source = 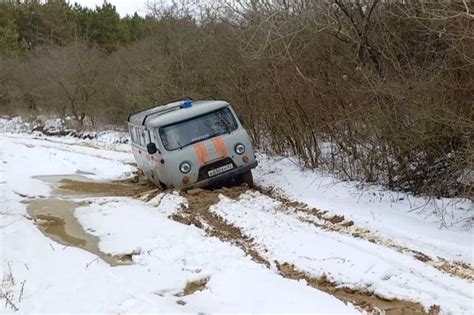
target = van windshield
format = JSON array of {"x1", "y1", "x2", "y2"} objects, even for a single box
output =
[{"x1": 159, "y1": 107, "x2": 238, "y2": 151}]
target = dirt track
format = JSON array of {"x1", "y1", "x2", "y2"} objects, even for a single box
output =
[
  {"x1": 166, "y1": 187, "x2": 436, "y2": 315},
  {"x1": 27, "y1": 174, "x2": 474, "y2": 314}
]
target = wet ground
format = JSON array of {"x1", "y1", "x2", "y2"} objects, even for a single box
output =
[
  {"x1": 24, "y1": 173, "x2": 473, "y2": 314},
  {"x1": 35, "y1": 173, "x2": 153, "y2": 197},
  {"x1": 26, "y1": 174, "x2": 152, "y2": 266},
  {"x1": 27, "y1": 199, "x2": 132, "y2": 266},
  {"x1": 169, "y1": 187, "x2": 435, "y2": 315}
]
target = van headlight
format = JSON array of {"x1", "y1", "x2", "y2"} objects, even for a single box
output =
[
  {"x1": 179, "y1": 162, "x2": 191, "y2": 174},
  {"x1": 235, "y1": 143, "x2": 245, "y2": 155}
]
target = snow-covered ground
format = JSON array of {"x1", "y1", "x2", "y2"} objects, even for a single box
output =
[
  {"x1": 211, "y1": 192, "x2": 472, "y2": 313},
  {"x1": 0, "y1": 132, "x2": 356, "y2": 313},
  {"x1": 254, "y1": 155, "x2": 473, "y2": 264},
  {"x1": 1, "y1": 118, "x2": 472, "y2": 314}
]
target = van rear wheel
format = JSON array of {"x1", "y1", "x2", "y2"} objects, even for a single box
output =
[{"x1": 239, "y1": 170, "x2": 254, "y2": 188}]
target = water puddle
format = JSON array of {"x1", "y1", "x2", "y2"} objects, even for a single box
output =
[
  {"x1": 34, "y1": 174, "x2": 151, "y2": 196},
  {"x1": 27, "y1": 198, "x2": 132, "y2": 266},
  {"x1": 25, "y1": 174, "x2": 152, "y2": 266}
]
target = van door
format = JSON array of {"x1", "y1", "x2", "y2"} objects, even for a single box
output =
[
  {"x1": 130, "y1": 126, "x2": 144, "y2": 167},
  {"x1": 146, "y1": 128, "x2": 164, "y2": 183}
]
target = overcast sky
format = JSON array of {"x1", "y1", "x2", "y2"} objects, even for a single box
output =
[{"x1": 73, "y1": 0, "x2": 149, "y2": 17}]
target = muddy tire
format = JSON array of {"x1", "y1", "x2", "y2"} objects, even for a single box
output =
[{"x1": 239, "y1": 170, "x2": 254, "y2": 188}]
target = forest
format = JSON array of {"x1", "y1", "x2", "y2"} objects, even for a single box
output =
[{"x1": 0, "y1": 0, "x2": 472, "y2": 198}]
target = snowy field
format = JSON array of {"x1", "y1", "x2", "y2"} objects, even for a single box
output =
[{"x1": 0, "y1": 118, "x2": 472, "y2": 314}]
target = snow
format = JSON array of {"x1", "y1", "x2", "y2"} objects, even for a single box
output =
[
  {"x1": 0, "y1": 117, "x2": 33, "y2": 134},
  {"x1": 254, "y1": 154, "x2": 473, "y2": 264},
  {"x1": 0, "y1": 135, "x2": 133, "y2": 197},
  {"x1": 1, "y1": 117, "x2": 472, "y2": 313},
  {"x1": 73, "y1": 195, "x2": 356, "y2": 313},
  {"x1": 0, "y1": 132, "x2": 357, "y2": 313},
  {"x1": 210, "y1": 191, "x2": 473, "y2": 313}
]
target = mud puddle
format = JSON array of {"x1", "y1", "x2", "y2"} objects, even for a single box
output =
[
  {"x1": 34, "y1": 173, "x2": 153, "y2": 197},
  {"x1": 26, "y1": 173, "x2": 152, "y2": 266},
  {"x1": 27, "y1": 198, "x2": 132, "y2": 266},
  {"x1": 22, "y1": 172, "x2": 452, "y2": 312}
]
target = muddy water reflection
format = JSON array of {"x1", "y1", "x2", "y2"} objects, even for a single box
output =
[
  {"x1": 27, "y1": 176, "x2": 137, "y2": 266},
  {"x1": 28, "y1": 199, "x2": 90, "y2": 245},
  {"x1": 34, "y1": 174, "x2": 150, "y2": 197},
  {"x1": 27, "y1": 199, "x2": 132, "y2": 266}
]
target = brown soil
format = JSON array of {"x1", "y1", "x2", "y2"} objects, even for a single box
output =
[
  {"x1": 170, "y1": 186, "x2": 270, "y2": 266},
  {"x1": 435, "y1": 260, "x2": 474, "y2": 281},
  {"x1": 167, "y1": 186, "x2": 439, "y2": 314},
  {"x1": 27, "y1": 198, "x2": 134, "y2": 266},
  {"x1": 34, "y1": 173, "x2": 153, "y2": 197},
  {"x1": 58, "y1": 178, "x2": 151, "y2": 196},
  {"x1": 28, "y1": 173, "x2": 468, "y2": 312},
  {"x1": 257, "y1": 186, "x2": 474, "y2": 281},
  {"x1": 176, "y1": 278, "x2": 209, "y2": 297},
  {"x1": 277, "y1": 262, "x2": 438, "y2": 315}
]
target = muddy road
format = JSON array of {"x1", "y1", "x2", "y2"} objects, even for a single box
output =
[
  {"x1": 3, "y1": 133, "x2": 472, "y2": 314},
  {"x1": 23, "y1": 172, "x2": 473, "y2": 314}
]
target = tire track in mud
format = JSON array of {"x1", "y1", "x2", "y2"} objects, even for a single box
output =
[
  {"x1": 254, "y1": 186, "x2": 474, "y2": 282},
  {"x1": 170, "y1": 187, "x2": 270, "y2": 267},
  {"x1": 164, "y1": 186, "x2": 433, "y2": 315},
  {"x1": 31, "y1": 166, "x2": 460, "y2": 314}
]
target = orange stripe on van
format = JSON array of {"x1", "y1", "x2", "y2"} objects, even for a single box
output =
[
  {"x1": 212, "y1": 137, "x2": 228, "y2": 159},
  {"x1": 194, "y1": 143, "x2": 210, "y2": 166}
]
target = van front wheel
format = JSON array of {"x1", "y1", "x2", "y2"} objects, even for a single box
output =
[{"x1": 239, "y1": 170, "x2": 254, "y2": 188}]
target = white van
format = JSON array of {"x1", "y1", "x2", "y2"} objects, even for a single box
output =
[{"x1": 128, "y1": 99, "x2": 258, "y2": 190}]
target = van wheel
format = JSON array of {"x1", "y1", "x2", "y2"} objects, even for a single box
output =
[
  {"x1": 159, "y1": 181, "x2": 167, "y2": 190},
  {"x1": 239, "y1": 170, "x2": 254, "y2": 188}
]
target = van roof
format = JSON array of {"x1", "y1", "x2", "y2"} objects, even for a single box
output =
[{"x1": 128, "y1": 100, "x2": 230, "y2": 128}]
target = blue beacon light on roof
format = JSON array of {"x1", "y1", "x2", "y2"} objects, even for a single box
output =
[{"x1": 183, "y1": 100, "x2": 192, "y2": 108}]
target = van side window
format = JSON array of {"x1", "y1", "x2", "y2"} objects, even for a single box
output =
[
  {"x1": 139, "y1": 129, "x2": 146, "y2": 147},
  {"x1": 153, "y1": 129, "x2": 161, "y2": 145},
  {"x1": 134, "y1": 128, "x2": 142, "y2": 146},
  {"x1": 129, "y1": 126, "x2": 137, "y2": 143}
]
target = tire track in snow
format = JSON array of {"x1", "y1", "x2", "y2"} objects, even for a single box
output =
[
  {"x1": 207, "y1": 190, "x2": 472, "y2": 314},
  {"x1": 19, "y1": 134, "x2": 470, "y2": 282},
  {"x1": 12, "y1": 134, "x2": 466, "y2": 313},
  {"x1": 163, "y1": 187, "x2": 431, "y2": 314},
  {"x1": 255, "y1": 186, "x2": 474, "y2": 282},
  {"x1": 3, "y1": 136, "x2": 133, "y2": 163}
]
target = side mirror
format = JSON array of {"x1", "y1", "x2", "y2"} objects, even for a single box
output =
[
  {"x1": 238, "y1": 115, "x2": 245, "y2": 126},
  {"x1": 147, "y1": 142, "x2": 158, "y2": 155}
]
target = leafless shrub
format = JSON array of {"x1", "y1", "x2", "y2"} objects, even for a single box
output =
[{"x1": 0, "y1": 0, "x2": 471, "y2": 198}]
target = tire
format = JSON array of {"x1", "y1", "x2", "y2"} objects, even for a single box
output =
[{"x1": 239, "y1": 170, "x2": 254, "y2": 188}]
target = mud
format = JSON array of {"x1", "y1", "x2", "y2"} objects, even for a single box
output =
[
  {"x1": 435, "y1": 260, "x2": 474, "y2": 281},
  {"x1": 169, "y1": 186, "x2": 443, "y2": 314},
  {"x1": 170, "y1": 186, "x2": 270, "y2": 266},
  {"x1": 276, "y1": 262, "x2": 438, "y2": 315},
  {"x1": 59, "y1": 179, "x2": 150, "y2": 196},
  {"x1": 35, "y1": 173, "x2": 153, "y2": 197},
  {"x1": 176, "y1": 278, "x2": 209, "y2": 297},
  {"x1": 27, "y1": 199, "x2": 133, "y2": 266},
  {"x1": 25, "y1": 171, "x2": 468, "y2": 312},
  {"x1": 257, "y1": 186, "x2": 474, "y2": 281}
]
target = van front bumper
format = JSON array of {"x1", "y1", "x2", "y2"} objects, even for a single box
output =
[{"x1": 184, "y1": 160, "x2": 258, "y2": 190}]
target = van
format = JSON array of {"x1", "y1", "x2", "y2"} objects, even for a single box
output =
[{"x1": 128, "y1": 99, "x2": 258, "y2": 190}]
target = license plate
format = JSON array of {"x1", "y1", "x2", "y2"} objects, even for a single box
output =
[{"x1": 208, "y1": 163, "x2": 233, "y2": 177}]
